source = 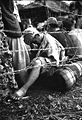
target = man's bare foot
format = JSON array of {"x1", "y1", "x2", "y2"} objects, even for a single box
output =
[{"x1": 12, "y1": 88, "x2": 27, "y2": 100}]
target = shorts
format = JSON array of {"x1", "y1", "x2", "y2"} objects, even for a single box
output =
[{"x1": 31, "y1": 57, "x2": 56, "y2": 75}]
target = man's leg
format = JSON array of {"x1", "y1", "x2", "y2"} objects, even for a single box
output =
[{"x1": 13, "y1": 57, "x2": 42, "y2": 98}]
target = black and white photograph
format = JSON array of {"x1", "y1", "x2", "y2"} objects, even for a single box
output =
[{"x1": 0, "y1": 0, "x2": 82, "y2": 119}]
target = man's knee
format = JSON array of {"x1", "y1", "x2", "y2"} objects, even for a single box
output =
[
  {"x1": 32, "y1": 57, "x2": 46, "y2": 67},
  {"x1": 35, "y1": 59, "x2": 42, "y2": 66}
]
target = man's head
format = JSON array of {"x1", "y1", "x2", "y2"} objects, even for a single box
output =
[
  {"x1": 33, "y1": 32, "x2": 44, "y2": 45},
  {"x1": 62, "y1": 17, "x2": 75, "y2": 31},
  {"x1": 46, "y1": 17, "x2": 59, "y2": 32},
  {"x1": 24, "y1": 26, "x2": 43, "y2": 46},
  {"x1": 47, "y1": 17, "x2": 58, "y2": 28},
  {"x1": 24, "y1": 27, "x2": 39, "y2": 39}
]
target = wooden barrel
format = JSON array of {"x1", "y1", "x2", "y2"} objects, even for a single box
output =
[{"x1": 53, "y1": 61, "x2": 82, "y2": 90}]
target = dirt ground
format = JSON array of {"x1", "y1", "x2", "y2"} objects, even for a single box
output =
[{"x1": 0, "y1": 75, "x2": 82, "y2": 120}]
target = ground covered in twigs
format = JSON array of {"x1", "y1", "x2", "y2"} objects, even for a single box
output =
[{"x1": 0, "y1": 76, "x2": 82, "y2": 120}]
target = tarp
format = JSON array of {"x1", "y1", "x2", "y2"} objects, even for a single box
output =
[
  {"x1": 18, "y1": 1, "x2": 67, "y2": 13},
  {"x1": 46, "y1": 1, "x2": 67, "y2": 13},
  {"x1": 18, "y1": 1, "x2": 69, "y2": 26},
  {"x1": 18, "y1": 2, "x2": 48, "y2": 26}
]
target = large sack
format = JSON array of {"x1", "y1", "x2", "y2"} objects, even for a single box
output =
[
  {"x1": 49, "y1": 31, "x2": 75, "y2": 57},
  {"x1": 69, "y1": 29, "x2": 82, "y2": 57}
]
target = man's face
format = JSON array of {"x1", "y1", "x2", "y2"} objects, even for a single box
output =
[{"x1": 33, "y1": 34, "x2": 42, "y2": 44}]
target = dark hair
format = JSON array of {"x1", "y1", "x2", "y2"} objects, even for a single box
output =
[
  {"x1": 62, "y1": 18, "x2": 74, "y2": 31},
  {"x1": 49, "y1": 23, "x2": 58, "y2": 28}
]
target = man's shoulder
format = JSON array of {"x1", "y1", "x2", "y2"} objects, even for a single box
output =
[{"x1": 69, "y1": 29, "x2": 82, "y2": 35}]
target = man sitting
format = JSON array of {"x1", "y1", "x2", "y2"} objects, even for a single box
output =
[{"x1": 12, "y1": 30, "x2": 66, "y2": 99}]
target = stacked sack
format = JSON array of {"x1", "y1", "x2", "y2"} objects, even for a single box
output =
[{"x1": 0, "y1": 7, "x2": 18, "y2": 99}]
